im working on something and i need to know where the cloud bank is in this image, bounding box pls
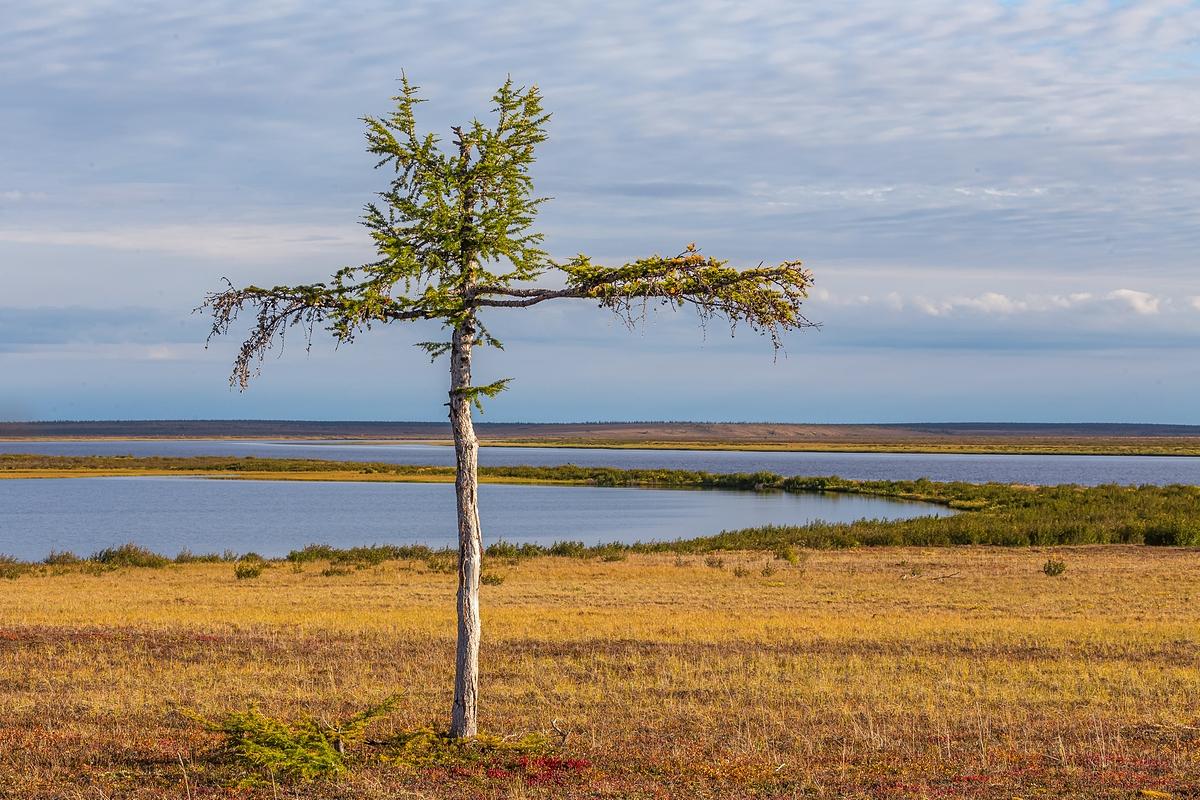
[2,1,1198,421]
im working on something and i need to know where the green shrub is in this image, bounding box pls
[704,555,725,569]
[288,543,444,567]
[188,696,400,784]
[732,564,751,577]
[234,561,265,580]
[174,549,224,563]
[548,540,587,558]
[0,556,29,580]
[423,553,457,574]
[480,572,505,585]
[486,540,545,559]
[1143,518,1200,547]
[90,543,170,568]
[43,550,82,565]
[1043,559,1066,577]
[773,544,801,564]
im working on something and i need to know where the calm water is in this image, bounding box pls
[0,477,952,561]
[2,438,1199,486]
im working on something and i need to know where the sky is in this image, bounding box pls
[2,0,1199,423]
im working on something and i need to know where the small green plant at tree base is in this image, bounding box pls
[186,695,402,785]
[704,555,725,569]
[234,561,265,580]
[480,572,505,586]
[1043,558,1067,576]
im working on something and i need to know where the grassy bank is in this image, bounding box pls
[1,547,1197,798]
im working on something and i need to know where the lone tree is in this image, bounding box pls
[202,77,815,739]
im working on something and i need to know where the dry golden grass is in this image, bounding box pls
[1,546,1198,798]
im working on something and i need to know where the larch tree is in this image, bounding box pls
[202,76,815,739]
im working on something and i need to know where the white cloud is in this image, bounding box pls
[0,223,365,261]
[911,291,1100,317]
[1107,289,1161,315]
[1,190,46,202]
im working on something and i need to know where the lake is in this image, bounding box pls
[0,477,953,561]
[2,438,1200,485]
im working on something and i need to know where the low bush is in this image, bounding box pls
[43,550,82,565]
[548,540,587,558]
[0,556,30,580]
[773,543,801,564]
[90,543,171,568]
[423,553,457,574]
[174,549,225,563]
[485,539,545,559]
[287,543,442,566]
[234,561,265,580]
[188,696,401,784]
[1043,559,1067,577]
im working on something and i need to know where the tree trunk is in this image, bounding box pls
[448,314,482,739]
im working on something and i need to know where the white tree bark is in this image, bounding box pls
[448,314,482,738]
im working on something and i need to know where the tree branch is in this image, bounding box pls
[199,281,438,389]
[475,245,817,349]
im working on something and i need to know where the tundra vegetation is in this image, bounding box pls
[2,461,1199,795]
[199,77,814,738]
[0,545,1196,798]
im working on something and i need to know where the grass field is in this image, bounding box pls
[1,546,1197,798]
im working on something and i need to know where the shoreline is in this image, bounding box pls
[2,435,1200,457]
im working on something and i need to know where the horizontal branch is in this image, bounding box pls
[477,246,817,349]
[199,282,440,389]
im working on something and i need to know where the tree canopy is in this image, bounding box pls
[203,76,815,393]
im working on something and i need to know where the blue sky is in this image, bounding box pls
[2,0,1199,423]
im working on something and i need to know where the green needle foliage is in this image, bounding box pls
[189,695,402,785]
